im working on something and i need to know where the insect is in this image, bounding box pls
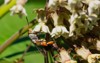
[28,23,55,46]
[27,17,58,63]
[28,28,59,63]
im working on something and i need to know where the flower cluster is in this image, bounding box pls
[28,0,100,63]
[30,0,100,39]
[3,0,100,63]
[4,0,28,17]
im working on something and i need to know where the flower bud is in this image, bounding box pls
[4,0,10,4]
[96,40,100,51]
[60,48,77,63]
[75,46,91,60]
[32,23,50,33]
[68,0,82,13]
[10,4,27,17]
[51,12,69,38]
[88,54,100,63]
[17,0,27,5]
[88,0,100,16]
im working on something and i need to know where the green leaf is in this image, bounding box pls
[0,0,46,63]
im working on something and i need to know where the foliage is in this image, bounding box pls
[0,0,45,63]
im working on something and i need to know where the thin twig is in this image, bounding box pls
[14,43,32,63]
[21,43,32,60]
[44,50,49,63]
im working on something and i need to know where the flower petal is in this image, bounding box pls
[61,26,69,38]
[10,4,27,17]
[47,0,58,10]
[88,54,100,63]
[75,46,91,59]
[59,48,71,63]
[42,25,50,33]
[33,24,41,32]
[17,0,28,5]
[96,40,100,51]
[88,0,100,16]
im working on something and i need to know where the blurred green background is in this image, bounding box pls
[0,0,46,63]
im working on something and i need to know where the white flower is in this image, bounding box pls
[36,9,48,23]
[68,0,82,13]
[4,0,10,4]
[48,0,58,10]
[51,26,69,38]
[51,12,67,26]
[69,24,76,37]
[51,12,69,38]
[38,16,47,23]
[17,0,27,5]
[69,13,89,37]
[51,12,59,26]
[58,0,67,9]
[47,0,67,11]
[69,13,78,36]
[69,13,83,37]
[31,9,50,33]
[88,15,98,30]
[88,0,100,16]
[88,54,100,63]
[48,0,58,7]
[96,40,100,51]
[10,4,27,17]
[66,60,77,63]
[59,48,77,63]
[33,22,50,33]
[75,46,91,60]
[32,9,50,33]
[60,49,71,63]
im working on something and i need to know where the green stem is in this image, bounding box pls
[48,51,54,63]
[0,19,37,54]
[21,43,32,60]
[0,0,16,17]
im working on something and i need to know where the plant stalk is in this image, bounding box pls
[0,19,37,54]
